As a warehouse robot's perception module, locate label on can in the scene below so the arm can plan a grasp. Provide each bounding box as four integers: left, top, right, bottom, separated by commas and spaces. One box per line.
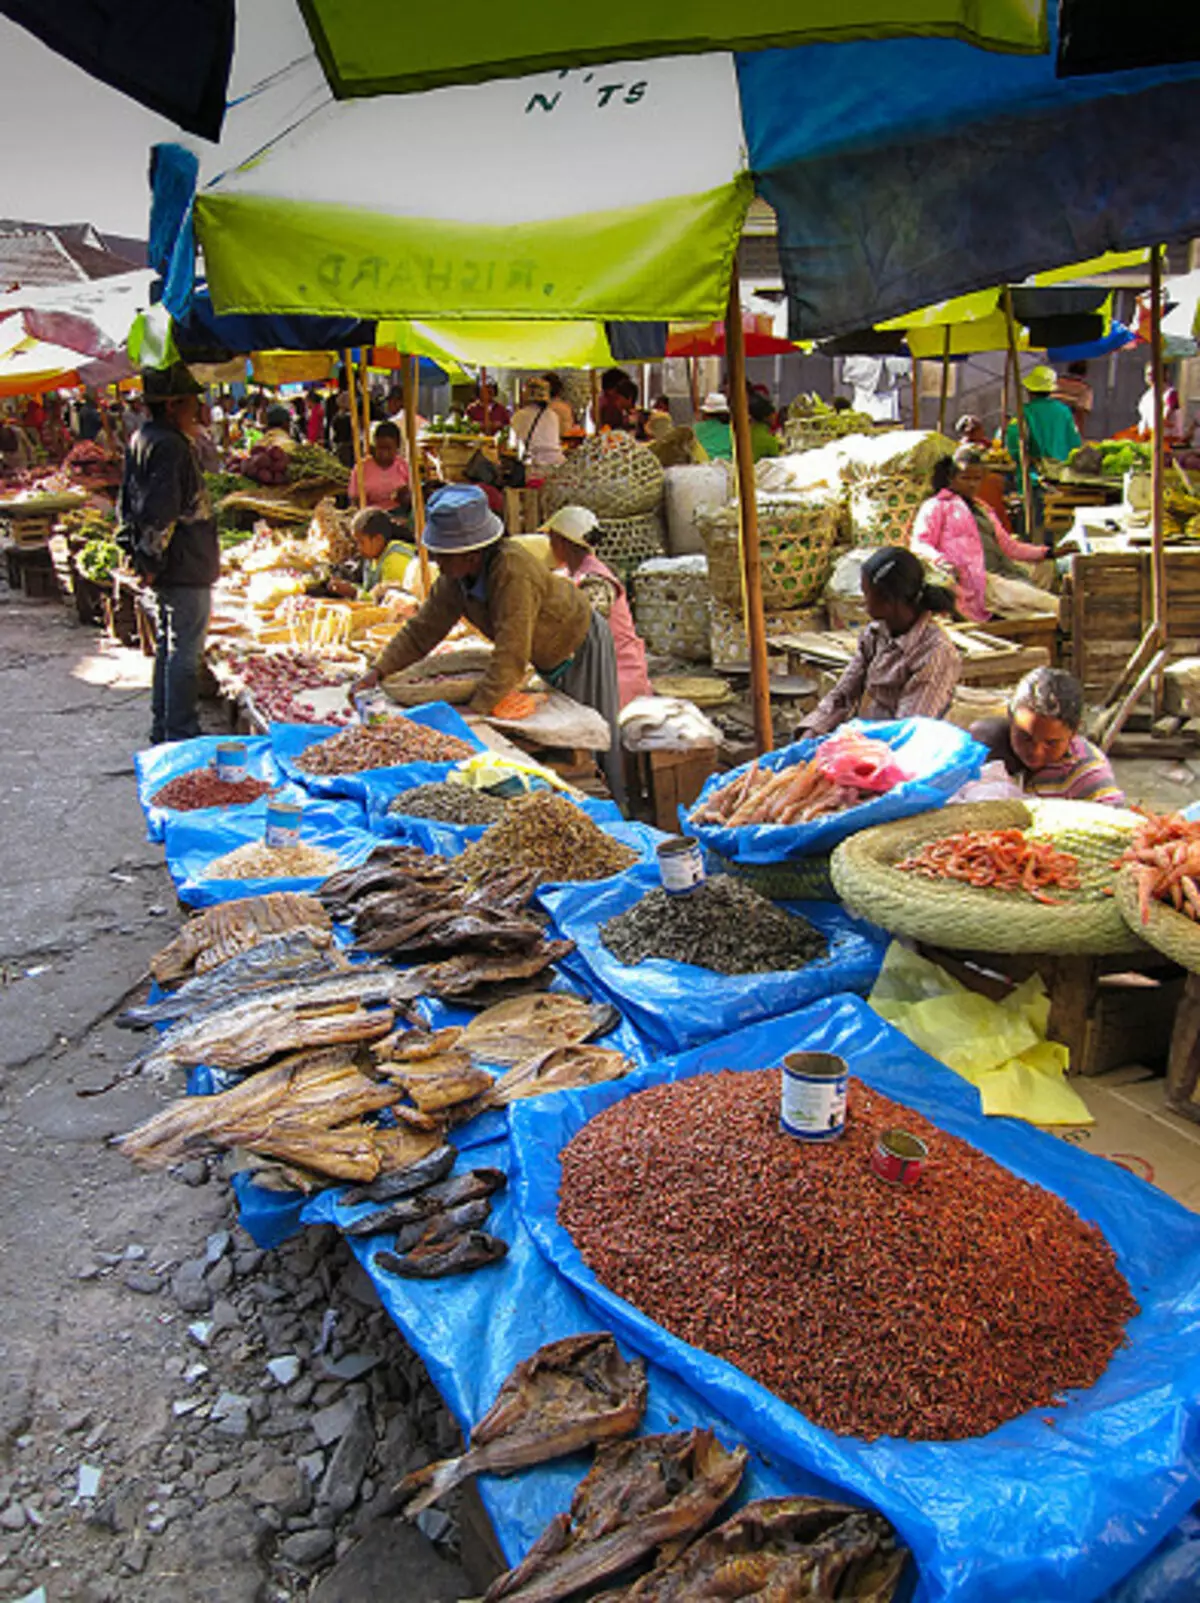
264, 800, 303, 849
215, 741, 248, 785
780, 1052, 849, 1142
657, 836, 705, 895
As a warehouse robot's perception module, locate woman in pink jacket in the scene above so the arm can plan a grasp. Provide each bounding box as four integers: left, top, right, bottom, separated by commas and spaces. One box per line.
542, 505, 654, 707
909, 448, 1047, 623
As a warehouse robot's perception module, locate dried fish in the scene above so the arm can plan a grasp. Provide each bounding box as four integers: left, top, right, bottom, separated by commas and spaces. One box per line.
372, 1026, 465, 1062
484, 1046, 631, 1108
371, 1125, 445, 1175
376, 1230, 508, 1279
392, 1059, 496, 1114
152, 892, 332, 981
600, 877, 827, 975
459, 995, 620, 1066
344, 1168, 507, 1238
388, 782, 508, 826
251, 1121, 383, 1182
341, 1142, 457, 1206
203, 842, 342, 881
391, 1195, 495, 1254
295, 719, 473, 774
119, 932, 345, 1029
459, 794, 638, 888
483, 1431, 747, 1603
412, 940, 576, 1001
397, 1333, 647, 1518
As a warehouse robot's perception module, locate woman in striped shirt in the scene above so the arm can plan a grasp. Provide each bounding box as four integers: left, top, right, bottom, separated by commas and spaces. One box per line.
970, 668, 1125, 805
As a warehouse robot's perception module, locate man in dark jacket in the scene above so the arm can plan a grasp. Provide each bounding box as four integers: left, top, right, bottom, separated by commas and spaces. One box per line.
118, 364, 220, 743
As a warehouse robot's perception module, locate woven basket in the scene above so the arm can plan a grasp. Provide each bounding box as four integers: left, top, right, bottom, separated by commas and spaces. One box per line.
699, 497, 838, 613
593, 512, 666, 584
541, 433, 664, 520
1114, 870, 1200, 974
849, 471, 928, 547
709, 601, 816, 670
633, 558, 711, 661
706, 849, 837, 902
830, 798, 1147, 955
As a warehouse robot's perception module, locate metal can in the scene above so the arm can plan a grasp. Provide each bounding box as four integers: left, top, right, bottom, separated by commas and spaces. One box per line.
215, 740, 249, 785
780, 1051, 849, 1142
657, 836, 705, 895
264, 799, 303, 849
871, 1128, 928, 1186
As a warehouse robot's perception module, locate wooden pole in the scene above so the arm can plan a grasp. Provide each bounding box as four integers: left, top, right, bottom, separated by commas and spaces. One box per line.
1002, 289, 1036, 541
1001, 345, 1013, 435
937, 325, 951, 436
479, 365, 489, 432
725, 265, 773, 756
910, 358, 920, 429
689, 353, 701, 419
402, 352, 431, 595
1149, 244, 1167, 650
590, 367, 602, 433
359, 350, 372, 465
343, 350, 367, 510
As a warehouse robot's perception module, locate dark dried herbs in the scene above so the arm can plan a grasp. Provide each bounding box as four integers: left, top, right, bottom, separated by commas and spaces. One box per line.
388, 783, 508, 827
600, 876, 827, 974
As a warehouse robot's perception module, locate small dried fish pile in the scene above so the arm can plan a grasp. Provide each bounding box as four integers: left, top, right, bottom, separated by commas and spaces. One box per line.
896, 828, 1081, 904
460, 794, 638, 887
388, 781, 508, 826
346, 1166, 505, 1238
411, 942, 576, 1002
600, 877, 827, 975
295, 718, 473, 774
1117, 812, 1200, 922
203, 841, 342, 880
149, 769, 273, 810
119, 1045, 442, 1183
120, 932, 345, 1028
483, 1430, 747, 1603
337, 1146, 509, 1277
690, 732, 906, 828
152, 892, 332, 981
398, 1334, 647, 1516
604, 1496, 909, 1602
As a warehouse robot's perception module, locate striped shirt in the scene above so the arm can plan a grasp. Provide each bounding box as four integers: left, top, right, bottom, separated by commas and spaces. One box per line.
1024, 734, 1125, 805
805, 612, 961, 736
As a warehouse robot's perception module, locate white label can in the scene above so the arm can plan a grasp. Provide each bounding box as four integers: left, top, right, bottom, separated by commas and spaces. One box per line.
657, 836, 705, 895
215, 741, 248, 784
780, 1051, 849, 1142
264, 800, 303, 849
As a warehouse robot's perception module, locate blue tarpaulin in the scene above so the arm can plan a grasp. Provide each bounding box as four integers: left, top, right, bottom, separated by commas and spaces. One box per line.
133, 735, 284, 844
269, 704, 486, 806
162, 795, 373, 907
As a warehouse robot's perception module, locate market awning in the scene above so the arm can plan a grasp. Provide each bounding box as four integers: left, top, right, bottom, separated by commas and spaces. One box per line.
0, 270, 156, 361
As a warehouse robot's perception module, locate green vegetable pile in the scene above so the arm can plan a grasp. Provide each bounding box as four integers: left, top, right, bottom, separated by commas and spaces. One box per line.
288, 443, 349, 485
1069, 440, 1153, 478
77, 538, 122, 584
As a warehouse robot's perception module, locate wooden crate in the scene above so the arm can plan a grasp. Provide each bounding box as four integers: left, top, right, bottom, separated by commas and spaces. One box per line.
969, 613, 1060, 671
503, 486, 543, 534
631, 744, 718, 834
1069, 549, 1200, 699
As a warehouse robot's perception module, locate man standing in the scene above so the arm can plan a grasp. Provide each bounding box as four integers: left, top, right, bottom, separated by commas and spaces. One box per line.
118, 364, 219, 744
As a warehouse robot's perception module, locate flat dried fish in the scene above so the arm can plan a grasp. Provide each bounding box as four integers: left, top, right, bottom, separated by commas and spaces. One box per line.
340, 1142, 456, 1206
372, 1026, 464, 1062
376, 1229, 507, 1279
459, 995, 620, 1066
251, 1121, 381, 1182
344, 1168, 506, 1238
120, 932, 345, 1028
483, 1430, 747, 1603
372, 1125, 445, 1175
392, 1195, 494, 1254
486, 1046, 631, 1108
397, 1333, 647, 1517
152, 892, 332, 982
395, 1060, 496, 1114
414, 940, 576, 1001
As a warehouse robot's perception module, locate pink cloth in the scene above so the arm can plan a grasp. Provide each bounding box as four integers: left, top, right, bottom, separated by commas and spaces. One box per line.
910, 489, 1045, 623
571, 550, 653, 707
305, 401, 324, 444
348, 454, 410, 507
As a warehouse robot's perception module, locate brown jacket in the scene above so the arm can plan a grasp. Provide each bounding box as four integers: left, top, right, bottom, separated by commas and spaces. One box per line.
374, 538, 592, 714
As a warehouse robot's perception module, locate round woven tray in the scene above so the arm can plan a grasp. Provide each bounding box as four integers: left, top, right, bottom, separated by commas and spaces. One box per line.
707, 850, 837, 903
830, 798, 1147, 955
1114, 869, 1200, 974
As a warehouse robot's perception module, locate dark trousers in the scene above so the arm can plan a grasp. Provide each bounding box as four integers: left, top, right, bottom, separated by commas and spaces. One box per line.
561, 612, 626, 809
151, 585, 212, 743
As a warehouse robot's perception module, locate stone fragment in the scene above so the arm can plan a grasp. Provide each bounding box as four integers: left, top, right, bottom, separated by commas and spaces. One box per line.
317, 1408, 373, 1518
281, 1528, 335, 1567
265, 1356, 301, 1388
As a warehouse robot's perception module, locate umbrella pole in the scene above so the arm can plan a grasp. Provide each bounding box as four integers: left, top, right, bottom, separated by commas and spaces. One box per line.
937, 325, 951, 435
590, 367, 601, 432
344, 350, 367, 511
911, 359, 920, 428
402, 353, 431, 596
1002, 289, 1036, 540
689, 354, 700, 419
726, 266, 773, 756
359, 350, 372, 467
1002, 344, 1013, 435
479, 366, 489, 431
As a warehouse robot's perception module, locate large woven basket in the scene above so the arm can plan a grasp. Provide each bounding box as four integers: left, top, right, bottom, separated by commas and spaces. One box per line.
706, 849, 837, 902
633, 557, 711, 661
849, 470, 928, 547
830, 798, 1147, 955
593, 512, 666, 583
709, 601, 823, 670
699, 496, 838, 613
1114, 869, 1200, 974
541, 433, 664, 520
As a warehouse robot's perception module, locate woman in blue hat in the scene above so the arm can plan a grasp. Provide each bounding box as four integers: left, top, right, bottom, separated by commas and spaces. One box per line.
351, 485, 625, 804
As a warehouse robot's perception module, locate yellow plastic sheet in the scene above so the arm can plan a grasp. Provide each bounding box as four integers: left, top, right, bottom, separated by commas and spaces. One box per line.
869, 943, 1093, 1126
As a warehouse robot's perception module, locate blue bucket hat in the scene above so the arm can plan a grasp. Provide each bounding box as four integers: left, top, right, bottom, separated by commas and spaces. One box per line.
423, 484, 504, 555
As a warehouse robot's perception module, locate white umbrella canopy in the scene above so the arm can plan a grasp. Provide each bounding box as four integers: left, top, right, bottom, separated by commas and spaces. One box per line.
0, 270, 156, 360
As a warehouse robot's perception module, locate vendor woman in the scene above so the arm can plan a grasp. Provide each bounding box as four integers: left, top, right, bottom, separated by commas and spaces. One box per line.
351, 486, 625, 803
970, 667, 1125, 805
798, 546, 961, 738
542, 505, 653, 707
328, 508, 414, 598
910, 449, 1048, 623
348, 419, 410, 508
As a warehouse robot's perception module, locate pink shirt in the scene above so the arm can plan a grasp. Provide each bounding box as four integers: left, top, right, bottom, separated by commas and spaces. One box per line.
349, 454, 410, 507
571, 551, 654, 708
910, 490, 1045, 623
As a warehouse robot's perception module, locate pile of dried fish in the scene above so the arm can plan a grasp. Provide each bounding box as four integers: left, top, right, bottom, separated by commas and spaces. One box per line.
341, 1144, 509, 1278
483, 1430, 747, 1603
203, 841, 342, 880
388, 782, 508, 826
397, 1333, 647, 1516
459, 794, 638, 887
152, 893, 332, 981
120, 932, 346, 1029
295, 719, 473, 774
600, 877, 828, 975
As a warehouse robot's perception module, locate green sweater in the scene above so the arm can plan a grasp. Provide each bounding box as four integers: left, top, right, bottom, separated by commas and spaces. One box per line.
1004, 396, 1081, 489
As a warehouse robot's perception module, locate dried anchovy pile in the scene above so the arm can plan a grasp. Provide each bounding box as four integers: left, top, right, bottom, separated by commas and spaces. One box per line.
600, 876, 827, 974
388, 782, 508, 827
150, 769, 273, 811
459, 793, 638, 886
560, 1072, 1138, 1441
295, 719, 473, 774
203, 842, 342, 880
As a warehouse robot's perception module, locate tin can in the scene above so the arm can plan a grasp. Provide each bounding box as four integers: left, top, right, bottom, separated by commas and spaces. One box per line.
215, 740, 248, 785
264, 799, 303, 849
657, 836, 705, 895
871, 1128, 928, 1186
780, 1051, 849, 1142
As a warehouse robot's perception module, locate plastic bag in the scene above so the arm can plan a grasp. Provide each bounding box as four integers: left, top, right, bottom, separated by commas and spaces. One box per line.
270, 701, 485, 804
687, 718, 986, 865
163, 796, 374, 908
869, 942, 1091, 1125
540, 866, 888, 1054
510, 992, 1200, 1603
134, 735, 282, 844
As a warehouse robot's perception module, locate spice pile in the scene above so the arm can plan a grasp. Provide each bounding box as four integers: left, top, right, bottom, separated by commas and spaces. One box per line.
388, 782, 508, 827
459, 793, 638, 886
691, 733, 906, 828
896, 828, 1081, 904
150, 769, 274, 811
1118, 813, 1200, 923
560, 1071, 1138, 1441
203, 842, 342, 880
600, 877, 827, 974
296, 719, 474, 774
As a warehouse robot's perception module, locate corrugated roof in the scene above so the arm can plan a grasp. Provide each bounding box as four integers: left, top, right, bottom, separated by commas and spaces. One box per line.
0, 221, 142, 291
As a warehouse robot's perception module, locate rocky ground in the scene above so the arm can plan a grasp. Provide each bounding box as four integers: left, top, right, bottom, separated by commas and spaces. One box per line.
0, 588, 477, 1602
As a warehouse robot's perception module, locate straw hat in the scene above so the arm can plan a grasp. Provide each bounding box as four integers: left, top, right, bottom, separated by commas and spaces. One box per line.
700, 391, 730, 415
540, 505, 599, 548
1023, 365, 1057, 394
422, 485, 504, 555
